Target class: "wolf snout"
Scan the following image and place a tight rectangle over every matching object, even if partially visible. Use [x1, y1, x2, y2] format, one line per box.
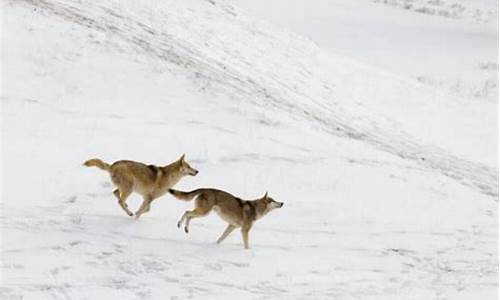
[191, 169, 199, 176]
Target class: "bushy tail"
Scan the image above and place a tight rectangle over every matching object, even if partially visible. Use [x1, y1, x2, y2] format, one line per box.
[168, 189, 203, 201]
[83, 158, 111, 172]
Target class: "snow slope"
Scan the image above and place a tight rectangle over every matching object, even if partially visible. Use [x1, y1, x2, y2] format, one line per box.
[1, 0, 498, 299]
[234, 0, 499, 103]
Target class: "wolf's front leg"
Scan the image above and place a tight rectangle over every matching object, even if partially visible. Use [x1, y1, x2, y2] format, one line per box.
[241, 222, 253, 249]
[135, 195, 153, 219]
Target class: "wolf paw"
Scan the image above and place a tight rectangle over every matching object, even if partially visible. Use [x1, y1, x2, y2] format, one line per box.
[184, 226, 189, 234]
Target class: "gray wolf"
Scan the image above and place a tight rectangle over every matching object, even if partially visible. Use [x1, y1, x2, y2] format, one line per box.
[84, 154, 198, 218]
[169, 188, 283, 249]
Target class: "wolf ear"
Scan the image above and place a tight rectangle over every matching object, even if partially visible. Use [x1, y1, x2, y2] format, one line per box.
[179, 154, 185, 162]
[263, 191, 268, 199]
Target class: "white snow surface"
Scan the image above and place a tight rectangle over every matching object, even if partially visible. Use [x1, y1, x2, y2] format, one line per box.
[1, 0, 498, 299]
[233, 0, 499, 103]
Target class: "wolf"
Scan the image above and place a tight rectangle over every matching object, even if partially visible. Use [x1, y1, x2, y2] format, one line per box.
[169, 188, 283, 249]
[84, 154, 198, 218]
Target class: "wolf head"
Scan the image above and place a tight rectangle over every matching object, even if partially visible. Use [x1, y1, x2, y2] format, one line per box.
[261, 192, 284, 211]
[178, 154, 199, 176]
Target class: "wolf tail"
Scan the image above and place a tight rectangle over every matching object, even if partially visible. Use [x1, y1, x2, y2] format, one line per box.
[168, 189, 203, 201]
[83, 158, 111, 172]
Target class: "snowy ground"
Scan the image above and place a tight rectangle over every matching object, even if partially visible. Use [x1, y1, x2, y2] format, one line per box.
[1, 0, 498, 299]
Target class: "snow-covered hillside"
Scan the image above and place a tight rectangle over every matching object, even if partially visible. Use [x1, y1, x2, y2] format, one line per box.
[1, 0, 498, 299]
[234, 0, 499, 103]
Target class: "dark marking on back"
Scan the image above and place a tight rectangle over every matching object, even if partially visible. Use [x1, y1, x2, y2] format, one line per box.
[242, 201, 257, 220]
[235, 197, 244, 208]
[147, 164, 158, 172]
[147, 164, 161, 179]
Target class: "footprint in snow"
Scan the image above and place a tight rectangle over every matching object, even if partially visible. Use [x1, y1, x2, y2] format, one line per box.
[68, 240, 87, 247]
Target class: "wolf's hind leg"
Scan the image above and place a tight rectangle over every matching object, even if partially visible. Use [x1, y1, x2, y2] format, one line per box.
[177, 211, 188, 229]
[115, 187, 133, 217]
[216, 224, 236, 244]
[182, 207, 210, 233]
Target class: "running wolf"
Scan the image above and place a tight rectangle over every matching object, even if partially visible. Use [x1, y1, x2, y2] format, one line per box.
[84, 154, 198, 218]
[169, 188, 283, 249]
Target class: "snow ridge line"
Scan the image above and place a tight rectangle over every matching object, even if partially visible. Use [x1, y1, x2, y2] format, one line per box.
[16, 0, 498, 199]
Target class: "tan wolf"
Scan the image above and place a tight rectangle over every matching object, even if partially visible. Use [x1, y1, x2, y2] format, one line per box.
[84, 154, 198, 218]
[169, 188, 283, 249]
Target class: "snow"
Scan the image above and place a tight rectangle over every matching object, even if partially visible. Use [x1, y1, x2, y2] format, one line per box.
[232, 0, 499, 103]
[1, 0, 498, 299]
